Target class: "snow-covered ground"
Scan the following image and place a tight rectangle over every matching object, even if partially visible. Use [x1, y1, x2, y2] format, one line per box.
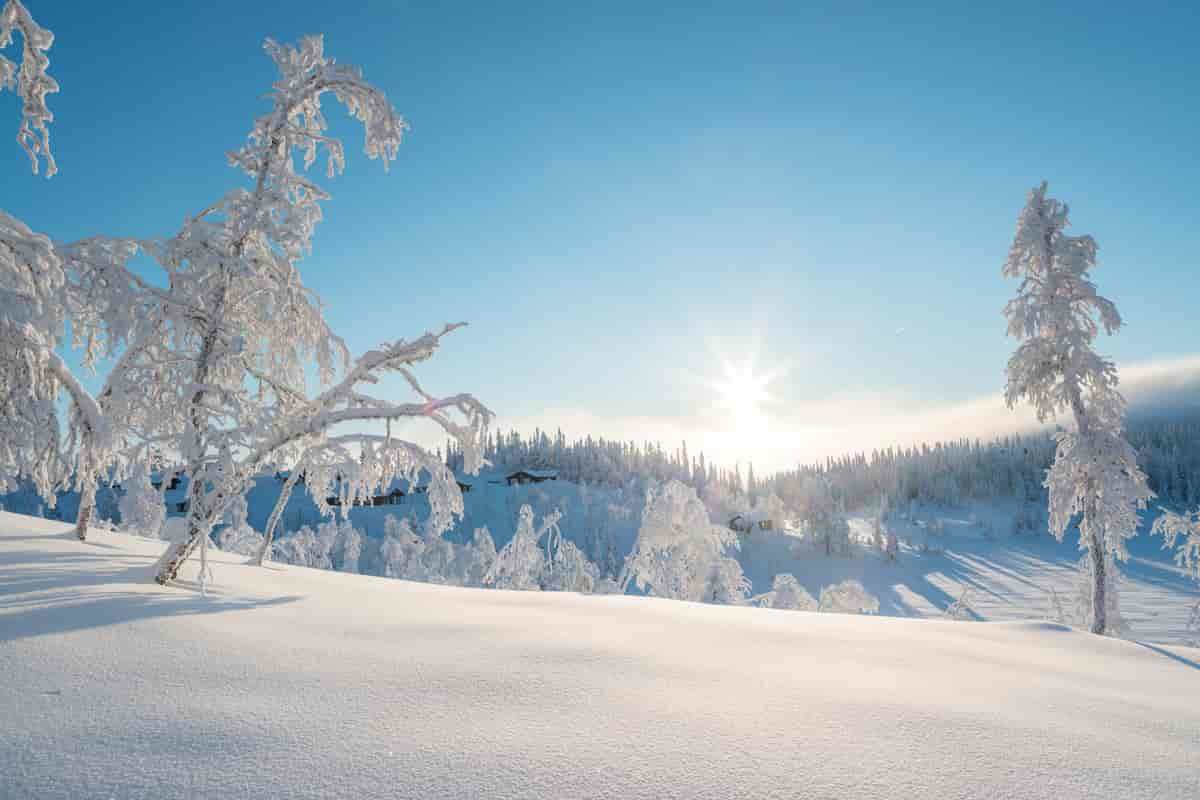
[741, 503, 1200, 646]
[7, 471, 1200, 644]
[2, 511, 1198, 799]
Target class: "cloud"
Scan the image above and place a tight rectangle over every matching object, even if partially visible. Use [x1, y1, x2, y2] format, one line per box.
[494, 354, 1200, 474]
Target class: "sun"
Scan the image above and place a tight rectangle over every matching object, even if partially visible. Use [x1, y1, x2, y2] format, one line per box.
[703, 356, 783, 430]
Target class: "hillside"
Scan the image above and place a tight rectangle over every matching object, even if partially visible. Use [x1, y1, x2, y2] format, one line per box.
[2, 511, 1198, 799]
[6, 468, 1200, 645]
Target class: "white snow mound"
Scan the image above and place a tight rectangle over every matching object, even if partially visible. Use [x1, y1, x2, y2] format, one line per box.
[1, 512, 1197, 799]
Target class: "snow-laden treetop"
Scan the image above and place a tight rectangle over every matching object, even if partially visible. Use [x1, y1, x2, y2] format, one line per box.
[1002, 181, 1124, 431]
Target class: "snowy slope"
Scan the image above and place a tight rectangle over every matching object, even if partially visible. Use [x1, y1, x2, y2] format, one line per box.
[7, 473, 1199, 644]
[2, 512, 1198, 800]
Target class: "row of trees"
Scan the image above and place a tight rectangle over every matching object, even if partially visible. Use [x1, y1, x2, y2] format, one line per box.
[446, 428, 751, 497]
[0, 2, 492, 585]
[451, 416, 1200, 528]
[763, 417, 1200, 515]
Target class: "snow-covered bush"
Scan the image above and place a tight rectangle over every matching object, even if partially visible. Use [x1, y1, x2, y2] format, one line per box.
[217, 524, 263, 558]
[333, 522, 362, 574]
[943, 587, 974, 621]
[446, 526, 497, 587]
[700, 557, 750, 604]
[485, 506, 562, 591]
[378, 516, 426, 580]
[541, 537, 599, 593]
[117, 463, 165, 539]
[818, 579, 879, 615]
[760, 573, 818, 611]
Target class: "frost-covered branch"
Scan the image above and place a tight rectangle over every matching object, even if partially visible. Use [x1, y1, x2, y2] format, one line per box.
[1152, 510, 1200, 585]
[0, 0, 57, 175]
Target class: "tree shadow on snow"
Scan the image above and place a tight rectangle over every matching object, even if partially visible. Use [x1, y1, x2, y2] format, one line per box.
[0, 547, 301, 643]
[1135, 641, 1200, 672]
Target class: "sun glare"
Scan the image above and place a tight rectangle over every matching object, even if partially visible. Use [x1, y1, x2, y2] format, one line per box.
[705, 356, 783, 430]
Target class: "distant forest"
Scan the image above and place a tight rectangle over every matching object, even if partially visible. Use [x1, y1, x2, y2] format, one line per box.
[447, 412, 1200, 513]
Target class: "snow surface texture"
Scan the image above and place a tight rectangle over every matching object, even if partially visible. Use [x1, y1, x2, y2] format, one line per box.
[2, 511, 1198, 799]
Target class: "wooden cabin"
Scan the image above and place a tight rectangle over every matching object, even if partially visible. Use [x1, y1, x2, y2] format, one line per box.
[372, 488, 406, 506]
[504, 469, 558, 486]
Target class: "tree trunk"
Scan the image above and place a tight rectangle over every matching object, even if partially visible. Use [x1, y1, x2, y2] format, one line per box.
[74, 481, 95, 541]
[155, 508, 209, 585]
[255, 467, 302, 566]
[155, 321, 220, 585]
[1087, 527, 1107, 635]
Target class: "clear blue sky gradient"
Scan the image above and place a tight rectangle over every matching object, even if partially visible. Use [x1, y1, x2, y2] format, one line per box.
[4, 1, 1198, 452]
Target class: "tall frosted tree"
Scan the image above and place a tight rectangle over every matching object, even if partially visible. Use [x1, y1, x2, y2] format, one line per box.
[150, 36, 491, 585]
[1002, 181, 1152, 635]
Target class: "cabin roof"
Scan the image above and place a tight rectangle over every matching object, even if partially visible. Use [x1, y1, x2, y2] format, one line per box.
[506, 469, 558, 479]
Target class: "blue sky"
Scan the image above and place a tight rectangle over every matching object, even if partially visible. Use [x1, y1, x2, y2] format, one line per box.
[4, 1, 1198, 471]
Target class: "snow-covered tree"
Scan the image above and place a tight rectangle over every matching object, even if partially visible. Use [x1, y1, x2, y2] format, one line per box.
[1002, 181, 1153, 635]
[818, 579, 879, 615]
[271, 524, 332, 570]
[620, 480, 743, 602]
[1, 8, 191, 541]
[151, 36, 491, 585]
[541, 536, 599, 593]
[797, 476, 850, 556]
[701, 557, 750, 604]
[759, 573, 818, 611]
[216, 495, 263, 557]
[447, 526, 496, 587]
[0, 208, 183, 544]
[378, 515, 425, 580]
[331, 520, 362, 574]
[117, 462, 166, 539]
[484, 505, 563, 591]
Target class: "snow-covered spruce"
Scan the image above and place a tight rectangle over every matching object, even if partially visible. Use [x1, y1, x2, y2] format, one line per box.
[818, 579, 880, 615]
[1002, 181, 1153, 635]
